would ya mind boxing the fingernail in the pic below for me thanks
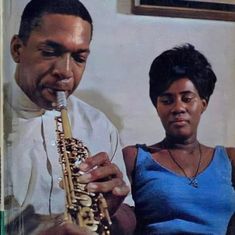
[77,173,92,183]
[87,183,97,192]
[114,187,121,194]
[79,163,88,171]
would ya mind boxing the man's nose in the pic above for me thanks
[52,54,73,80]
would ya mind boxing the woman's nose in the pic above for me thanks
[171,99,186,114]
[52,54,73,80]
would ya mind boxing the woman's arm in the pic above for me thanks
[122,146,138,185]
[225,147,235,235]
[110,203,136,235]
[226,147,235,188]
[108,146,138,235]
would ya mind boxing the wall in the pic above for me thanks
[3,0,235,147]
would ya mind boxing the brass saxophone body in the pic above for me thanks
[55,91,112,235]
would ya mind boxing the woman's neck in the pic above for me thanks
[163,135,199,151]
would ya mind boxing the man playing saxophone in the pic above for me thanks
[4,0,136,234]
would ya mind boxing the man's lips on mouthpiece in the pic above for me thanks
[44,87,69,95]
[41,88,67,109]
[41,87,59,102]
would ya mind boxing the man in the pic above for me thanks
[4,0,136,234]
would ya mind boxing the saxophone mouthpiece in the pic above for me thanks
[57,91,67,109]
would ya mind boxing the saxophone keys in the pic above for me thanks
[78,194,92,207]
[79,207,99,232]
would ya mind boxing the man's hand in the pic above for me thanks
[77,152,130,215]
[39,223,97,235]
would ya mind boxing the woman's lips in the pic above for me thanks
[171,119,188,127]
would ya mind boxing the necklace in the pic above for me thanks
[165,143,202,188]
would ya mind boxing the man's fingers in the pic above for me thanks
[112,184,130,196]
[86,178,130,195]
[78,163,123,183]
[79,152,110,171]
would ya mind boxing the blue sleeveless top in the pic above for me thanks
[132,145,235,235]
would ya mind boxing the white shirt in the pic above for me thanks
[4,81,132,234]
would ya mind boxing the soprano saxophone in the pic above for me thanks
[55,91,112,235]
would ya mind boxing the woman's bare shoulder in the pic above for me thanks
[226,147,235,165]
[122,145,138,159]
[122,145,138,183]
[225,147,235,188]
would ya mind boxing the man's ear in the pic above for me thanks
[201,99,208,114]
[10,35,24,63]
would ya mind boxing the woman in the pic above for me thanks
[123,44,235,234]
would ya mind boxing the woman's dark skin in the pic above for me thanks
[123,78,235,233]
[124,78,217,179]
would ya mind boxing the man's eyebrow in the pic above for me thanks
[41,40,65,51]
[73,48,90,54]
[41,40,90,54]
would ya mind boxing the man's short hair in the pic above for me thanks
[18,0,93,44]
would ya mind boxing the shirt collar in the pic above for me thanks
[7,80,46,118]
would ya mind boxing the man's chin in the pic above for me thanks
[44,103,57,111]
[33,99,56,111]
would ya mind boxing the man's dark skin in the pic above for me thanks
[10,11,136,235]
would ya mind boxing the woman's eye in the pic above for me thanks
[162,100,171,104]
[159,98,173,105]
[182,96,193,103]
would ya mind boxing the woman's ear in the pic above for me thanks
[10,35,24,63]
[155,101,159,114]
[201,99,208,114]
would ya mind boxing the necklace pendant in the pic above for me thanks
[164,142,202,189]
[189,179,198,188]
